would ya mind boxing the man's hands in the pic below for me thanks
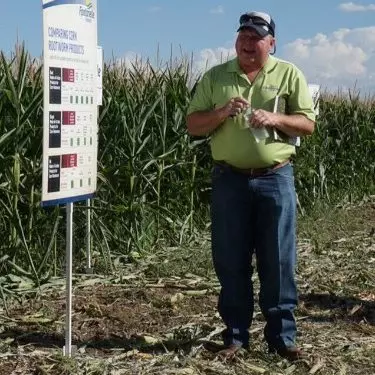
[248,109,279,128]
[248,109,314,136]
[222,97,250,118]
[186,96,250,136]
[222,100,278,129]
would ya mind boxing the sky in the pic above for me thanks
[1,1,375,94]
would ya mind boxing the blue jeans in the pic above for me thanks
[211,162,298,349]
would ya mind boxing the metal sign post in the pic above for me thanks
[85,198,92,273]
[64,202,73,356]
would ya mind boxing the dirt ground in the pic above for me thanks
[0,201,374,374]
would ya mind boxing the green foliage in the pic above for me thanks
[295,92,375,210]
[0,44,374,281]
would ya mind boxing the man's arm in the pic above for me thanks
[186,107,228,136]
[273,113,315,136]
[249,110,314,137]
[187,97,249,136]
[248,66,316,137]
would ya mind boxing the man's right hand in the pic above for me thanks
[222,97,250,118]
[187,97,250,136]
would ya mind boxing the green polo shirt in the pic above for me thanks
[187,56,315,168]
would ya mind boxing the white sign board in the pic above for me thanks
[308,84,320,116]
[42,0,98,206]
[97,45,103,105]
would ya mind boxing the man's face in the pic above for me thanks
[235,29,274,68]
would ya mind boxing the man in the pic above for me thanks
[186,11,315,360]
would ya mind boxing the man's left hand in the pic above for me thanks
[249,109,279,128]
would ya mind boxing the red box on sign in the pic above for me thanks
[62,68,75,82]
[62,154,78,168]
[62,111,76,125]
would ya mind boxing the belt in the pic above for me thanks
[214,159,290,177]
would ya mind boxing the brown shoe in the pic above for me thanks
[217,343,244,359]
[269,346,304,361]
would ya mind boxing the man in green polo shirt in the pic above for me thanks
[187,11,315,361]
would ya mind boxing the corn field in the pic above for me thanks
[0,45,374,283]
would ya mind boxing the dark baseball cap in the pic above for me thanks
[237,11,275,37]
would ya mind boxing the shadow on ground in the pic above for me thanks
[300,292,375,325]
[0,327,216,354]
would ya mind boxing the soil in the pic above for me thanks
[0,201,374,374]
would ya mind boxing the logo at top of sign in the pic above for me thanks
[79,0,95,21]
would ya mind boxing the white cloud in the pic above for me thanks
[115,52,144,69]
[282,26,375,92]
[210,5,224,14]
[190,27,375,93]
[339,2,375,12]
[116,47,235,77]
[193,47,235,74]
[117,27,375,93]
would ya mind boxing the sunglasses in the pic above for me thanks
[238,15,274,36]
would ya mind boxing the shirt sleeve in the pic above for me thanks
[187,70,214,115]
[287,67,316,122]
